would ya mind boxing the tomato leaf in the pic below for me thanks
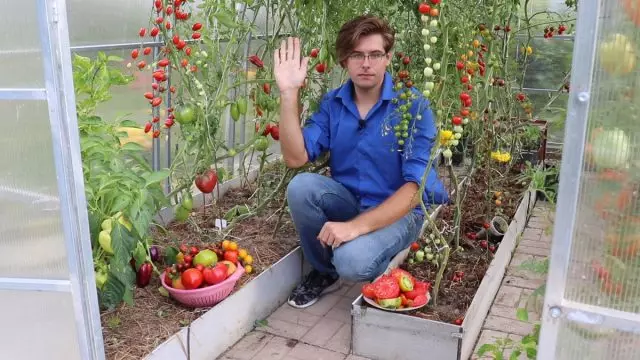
[145,169,171,187]
[476,343,496,356]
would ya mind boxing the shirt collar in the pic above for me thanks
[337,71,395,103]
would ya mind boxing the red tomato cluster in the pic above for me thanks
[255,122,280,141]
[133,1,206,138]
[544,24,567,38]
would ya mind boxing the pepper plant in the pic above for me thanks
[73,52,170,309]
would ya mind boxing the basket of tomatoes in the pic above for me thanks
[161,240,254,308]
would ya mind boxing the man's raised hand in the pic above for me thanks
[273,37,309,94]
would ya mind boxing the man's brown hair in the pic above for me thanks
[335,15,395,67]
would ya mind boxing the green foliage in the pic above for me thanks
[73,52,169,309]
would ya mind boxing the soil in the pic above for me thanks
[399,166,528,324]
[102,162,301,360]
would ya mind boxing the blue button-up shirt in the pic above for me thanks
[301,71,449,216]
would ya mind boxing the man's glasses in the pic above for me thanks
[348,52,388,64]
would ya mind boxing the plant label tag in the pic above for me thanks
[214,218,228,229]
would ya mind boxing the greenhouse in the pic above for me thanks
[2,0,639,359]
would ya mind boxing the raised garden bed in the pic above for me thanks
[101,162,305,360]
[351,168,537,360]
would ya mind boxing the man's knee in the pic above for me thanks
[332,248,381,282]
[286,172,319,206]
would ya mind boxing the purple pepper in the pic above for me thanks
[150,246,160,262]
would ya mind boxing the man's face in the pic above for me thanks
[344,34,391,92]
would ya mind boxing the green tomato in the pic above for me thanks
[175,106,196,124]
[180,195,193,211]
[415,250,425,262]
[426,253,434,261]
[175,205,189,222]
[254,136,269,152]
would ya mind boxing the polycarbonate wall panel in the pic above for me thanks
[563,1,640,311]
[0,0,44,87]
[554,318,640,360]
[0,290,81,359]
[0,101,68,279]
[66,0,151,46]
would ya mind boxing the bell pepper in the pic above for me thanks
[136,262,153,288]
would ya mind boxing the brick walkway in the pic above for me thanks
[219,202,554,360]
[219,280,367,360]
[471,202,554,359]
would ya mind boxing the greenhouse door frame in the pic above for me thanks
[538,1,640,358]
[0,0,105,359]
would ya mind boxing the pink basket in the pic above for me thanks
[160,262,245,308]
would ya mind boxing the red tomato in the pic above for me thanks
[269,125,280,140]
[195,264,205,272]
[224,250,239,263]
[316,63,326,73]
[403,281,429,300]
[390,268,415,285]
[410,242,420,251]
[181,268,203,289]
[454,317,463,325]
[412,294,428,306]
[452,116,463,125]
[418,3,431,14]
[362,283,376,299]
[263,83,271,94]
[372,275,401,299]
[310,48,319,57]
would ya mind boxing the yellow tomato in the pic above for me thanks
[244,255,254,265]
[228,242,238,251]
[244,265,253,274]
[238,249,248,259]
[222,240,231,250]
[599,33,637,75]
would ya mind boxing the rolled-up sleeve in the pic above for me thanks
[301,95,331,163]
[402,98,449,205]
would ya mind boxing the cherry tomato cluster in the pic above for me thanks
[391,53,418,148]
[543,24,567,38]
[130,1,205,138]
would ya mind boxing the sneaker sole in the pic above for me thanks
[287,279,343,309]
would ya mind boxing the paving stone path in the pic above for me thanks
[472,202,554,359]
[219,202,554,360]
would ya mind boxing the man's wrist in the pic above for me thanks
[279,87,301,99]
[348,218,371,237]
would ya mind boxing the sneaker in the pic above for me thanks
[287,270,341,308]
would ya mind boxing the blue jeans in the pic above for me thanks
[286,172,424,282]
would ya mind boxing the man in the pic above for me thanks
[273,15,449,308]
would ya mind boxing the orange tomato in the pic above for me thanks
[228,241,238,251]
[430,8,439,17]
[472,39,480,48]
[222,240,231,250]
